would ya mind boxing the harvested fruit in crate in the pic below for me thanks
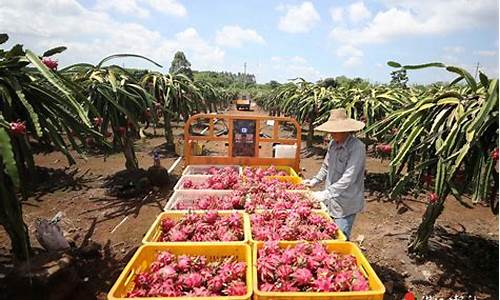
[257,242,369,292]
[251,208,338,241]
[176,194,245,210]
[175,189,320,212]
[182,171,240,190]
[244,177,304,192]
[244,165,288,180]
[241,179,313,211]
[127,251,247,297]
[201,166,239,176]
[159,212,244,242]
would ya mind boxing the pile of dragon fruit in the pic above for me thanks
[251,207,339,241]
[127,251,247,297]
[243,166,289,181]
[175,189,318,211]
[182,171,240,190]
[198,166,239,176]
[175,193,246,210]
[159,212,244,242]
[257,242,369,292]
[242,183,317,211]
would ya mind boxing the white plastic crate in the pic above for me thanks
[182,164,242,176]
[164,189,235,210]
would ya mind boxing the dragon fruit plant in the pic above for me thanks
[251,208,339,241]
[257,242,369,292]
[127,251,247,297]
[159,212,244,242]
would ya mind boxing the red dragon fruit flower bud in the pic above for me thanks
[42,58,58,70]
[117,126,126,137]
[9,121,26,135]
[491,148,499,161]
[429,192,438,204]
[93,117,103,127]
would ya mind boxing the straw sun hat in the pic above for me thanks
[315,108,365,133]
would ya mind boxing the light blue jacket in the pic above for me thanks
[313,135,366,218]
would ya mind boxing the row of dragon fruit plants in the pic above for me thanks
[107,165,384,298]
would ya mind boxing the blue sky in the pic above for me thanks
[1,0,498,84]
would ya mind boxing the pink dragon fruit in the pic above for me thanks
[159,212,243,242]
[182,272,203,288]
[313,277,334,292]
[207,275,224,292]
[224,280,247,296]
[276,264,293,279]
[127,250,247,297]
[291,268,313,286]
[42,58,58,70]
[259,283,275,292]
[176,255,192,272]
[257,242,370,294]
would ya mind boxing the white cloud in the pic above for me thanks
[474,50,497,57]
[330,7,344,22]
[443,46,465,54]
[336,45,364,67]
[95,0,186,17]
[256,56,321,82]
[330,1,498,45]
[95,0,149,18]
[344,56,362,67]
[146,0,187,17]
[278,2,320,33]
[215,26,265,48]
[0,0,221,70]
[348,2,371,23]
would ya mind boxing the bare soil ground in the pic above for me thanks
[0,104,498,299]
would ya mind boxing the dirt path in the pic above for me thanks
[0,104,498,299]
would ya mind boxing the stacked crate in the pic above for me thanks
[107,165,385,299]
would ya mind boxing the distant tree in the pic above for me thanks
[169,51,193,79]
[268,80,280,88]
[318,77,337,88]
[390,69,408,88]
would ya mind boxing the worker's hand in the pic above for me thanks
[312,190,330,203]
[302,178,319,188]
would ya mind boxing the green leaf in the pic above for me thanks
[387,61,401,68]
[97,54,162,68]
[0,128,20,188]
[5,44,24,58]
[391,126,424,167]
[446,66,477,91]
[0,33,8,45]
[466,79,498,133]
[43,46,67,57]
[25,49,92,127]
[402,62,445,70]
[479,71,489,89]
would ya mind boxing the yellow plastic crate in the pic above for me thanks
[142,211,250,244]
[248,209,346,244]
[252,241,385,300]
[108,243,252,300]
[243,165,302,185]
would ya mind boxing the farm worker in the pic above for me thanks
[302,108,366,240]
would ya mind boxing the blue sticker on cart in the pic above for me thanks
[241,127,247,133]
